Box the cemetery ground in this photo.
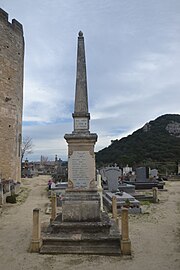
[0,176,179,270]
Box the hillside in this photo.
[96,114,180,173]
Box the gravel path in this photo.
[0,176,179,270]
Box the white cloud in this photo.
[1,0,180,160]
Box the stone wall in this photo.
[0,9,24,181]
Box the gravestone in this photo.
[150,169,158,179]
[101,166,121,192]
[136,167,149,182]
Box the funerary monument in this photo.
[63,30,99,222]
[0,9,24,181]
[40,31,121,255]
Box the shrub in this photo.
[6,194,17,204]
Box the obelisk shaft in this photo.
[73,31,89,117]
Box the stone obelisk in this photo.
[40,32,121,255]
[63,31,100,222]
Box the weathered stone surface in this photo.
[62,191,101,222]
[40,236,121,255]
[48,212,110,234]
[40,212,121,255]
[68,151,95,188]
[74,31,89,116]
[0,8,24,181]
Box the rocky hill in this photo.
[96,114,180,173]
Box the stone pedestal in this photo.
[62,190,100,222]
[64,133,97,189]
[63,132,100,223]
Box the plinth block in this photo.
[121,239,131,255]
[62,191,101,222]
[30,240,42,252]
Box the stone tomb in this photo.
[128,167,165,190]
[118,183,135,195]
[103,191,141,214]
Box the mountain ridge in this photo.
[96,114,180,173]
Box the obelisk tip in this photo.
[78,31,83,37]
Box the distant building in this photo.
[22,155,68,179]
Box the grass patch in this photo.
[16,187,31,204]
[140,200,151,206]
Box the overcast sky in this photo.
[1,0,180,161]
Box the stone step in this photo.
[40,237,121,255]
[40,212,121,255]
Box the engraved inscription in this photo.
[74,118,88,129]
[69,151,95,188]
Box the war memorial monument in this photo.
[40,31,122,255]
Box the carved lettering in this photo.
[68,151,95,188]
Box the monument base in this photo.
[62,190,101,222]
[40,212,121,255]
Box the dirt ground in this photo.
[0,176,180,270]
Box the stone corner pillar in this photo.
[30,208,41,252]
[0,185,3,205]
[121,207,131,255]
[112,195,118,221]
[152,187,158,203]
[97,174,103,212]
[50,193,57,223]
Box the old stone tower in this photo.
[0,9,24,181]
